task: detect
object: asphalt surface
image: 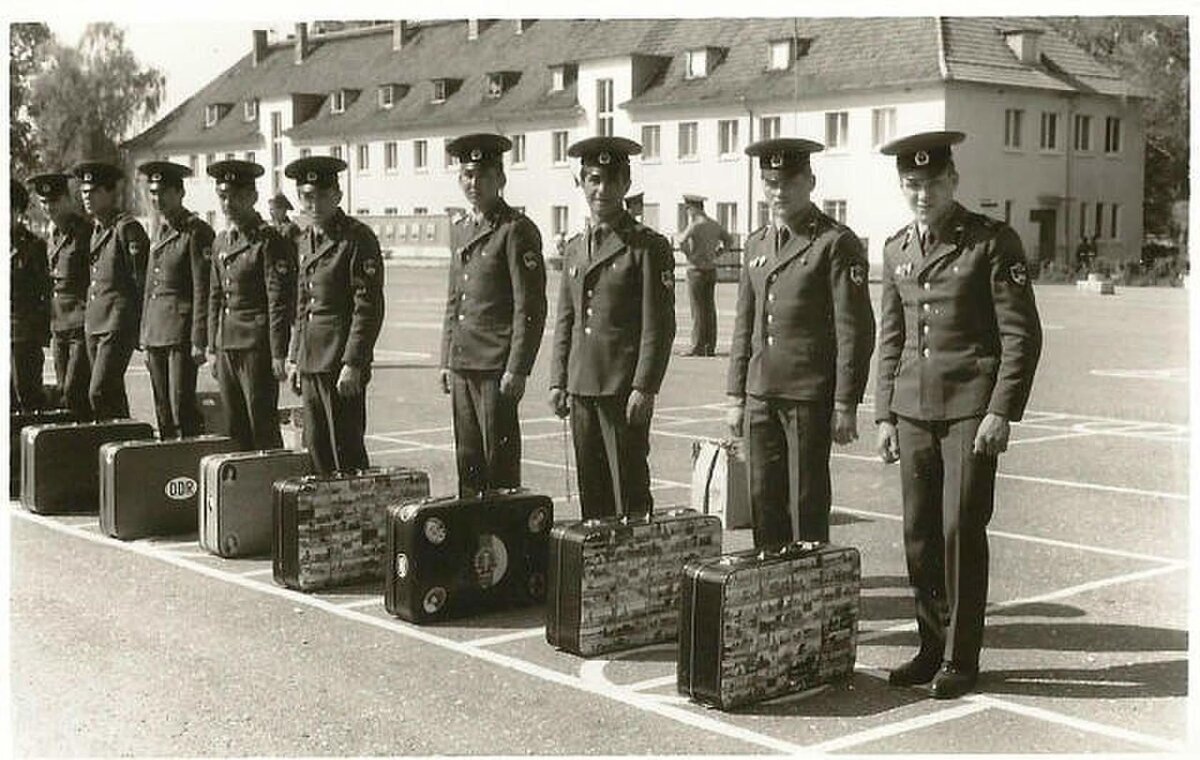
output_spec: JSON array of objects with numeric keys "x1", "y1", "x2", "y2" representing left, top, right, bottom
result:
[{"x1": 5, "y1": 267, "x2": 1192, "y2": 756}]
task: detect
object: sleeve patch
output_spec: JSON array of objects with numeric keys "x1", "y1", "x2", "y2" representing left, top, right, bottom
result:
[
  {"x1": 1009, "y1": 261, "x2": 1029, "y2": 286},
  {"x1": 661, "y1": 268, "x2": 675, "y2": 289},
  {"x1": 362, "y1": 257, "x2": 380, "y2": 279},
  {"x1": 849, "y1": 263, "x2": 866, "y2": 286},
  {"x1": 522, "y1": 250, "x2": 542, "y2": 270}
]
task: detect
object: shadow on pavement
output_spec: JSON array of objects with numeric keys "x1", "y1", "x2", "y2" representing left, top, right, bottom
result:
[
  {"x1": 982, "y1": 658, "x2": 1187, "y2": 699},
  {"x1": 867, "y1": 621, "x2": 1187, "y2": 653},
  {"x1": 729, "y1": 672, "x2": 929, "y2": 717}
]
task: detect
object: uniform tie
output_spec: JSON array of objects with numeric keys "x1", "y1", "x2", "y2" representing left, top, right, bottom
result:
[{"x1": 775, "y1": 225, "x2": 790, "y2": 253}]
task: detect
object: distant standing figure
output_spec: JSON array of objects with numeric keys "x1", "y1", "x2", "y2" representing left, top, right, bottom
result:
[
  {"x1": 10, "y1": 179, "x2": 51, "y2": 412},
  {"x1": 678, "y1": 194, "x2": 734, "y2": 357}
]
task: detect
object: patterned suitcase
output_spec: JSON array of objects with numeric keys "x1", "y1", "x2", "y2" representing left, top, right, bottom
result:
[
  {"x1": 20, "y1": 419, "x2": 154, "y2": 513},
  {"x1": 385, "y1": 489, "x2": 554, "y2": 623},
  {"x1": 690, "y1": 438, "x2": 753, "y2": 530},
  {"x1": 99, "y1": 435, "x2": 240, "y2": 540},
  {"x1": 199, "y1": 449, "x2": 314, "y2": 558},
  {"x1": 273, "y1": 468, "x2": 430, "y2": 592},
  {"x1": 10, "y1": 409, "x2": 80, "y2": 499},
  {"x1": 677, "y1": 542, "x2": 861, "y2": 710},
  {"x1": 546, "y1": 508, "x2": 723, "y2": 656}
]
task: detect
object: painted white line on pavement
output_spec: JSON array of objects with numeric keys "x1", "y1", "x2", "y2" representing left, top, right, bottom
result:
[
  {"x1": 337, "y1": 598, "x2": 381, "y2": 610},
  {"x1": 626, "y1": 674, "x2": 680, "y2": 693},
  {"x1": 238, "y1": 567, "x2": 274, "y2": 578},
  {"x1": 463, "y1": 627, "x2": 546, "y2": 648},
  {"x1": 1007, "y1": 431, "x2": 1098, "y2": 447},
  {"x1": 138, "y1": 539, "x2": 199, "y2": 550},
  {"x1": 805, "y1": 701, "x2": 990, "y2": 753},
  {"x1": 368, "y1": 445, "x2": 430, "y2": 457},
  {"x1": 968, "y1": 694, "x2": 1185, "y2": 753}
]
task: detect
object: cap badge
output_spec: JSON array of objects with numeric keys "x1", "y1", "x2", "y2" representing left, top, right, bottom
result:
[
  {"x1": 37, "y1": 183, "x2": 50, "y2": 194},
  {"x1": 770, "y1": 153, "x2": 784, "y2": 168},
  {"x1": 151, "y1": 172, "x2": 162, "y2": 182},
  {"x1": 306, "y1": 171, "x2": 318, "y2": 182},
  {"x1": 597, "y1": 151, "x2": 611, "y2": 165},
  {"x1": 469, "y1": 148, "x2": 483, "y2": 161},
  {"x1": 914, "y1": 150, "x2": 930, "y2": 167},
  {"x1": 83, "y1": 172, "x2": 94, "y2": 182},
  {"x1": 224, "y1": 171, "x2": 236, "y2": 182}
]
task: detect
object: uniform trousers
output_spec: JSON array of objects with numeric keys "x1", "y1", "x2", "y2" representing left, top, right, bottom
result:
[
  {"x1": 145, "y1": 344, "x2": 201, "y2": 439},
  {"x1": 10, "y1": 340, "x2": 46, "y2": 412},
  {"x1": 450, "y1": 369, "x2": 521, "y2": 496},
  {"x1": 85, "y1": 331, "x2": 135, "y2": 420},
  {"x1": 686, "y1": 268, "x2": 717, "y2": 355},
  {"x1": 570, "y1": 392, "x2": 652, "y2": 519},
  {"x1": 53, "y1": 328, "x2": 92, "y2": 418},
  {"x1": 300, "y1": 371, "x2": 369, "y2": 476},
  {"x1": 896, "y1": 415, "x2": 997, "y2": 671},
  {"x1": 745, "y1": 395, "x2": 833, "y2": 548},
  {"x1": 216, "y1": 347, "x2": 282, "y2": 451}
]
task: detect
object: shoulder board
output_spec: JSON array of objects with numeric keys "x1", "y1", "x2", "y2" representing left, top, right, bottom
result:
[
  {"x1": 749, "y1": 224, "x2": 770, "y2": 241},
  {"x1": 885, "y1": 225, "x2": 909, "y2": 245}
]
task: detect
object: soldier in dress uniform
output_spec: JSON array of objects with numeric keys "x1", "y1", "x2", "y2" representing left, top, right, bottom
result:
[
  {"x1": 284, "y1": 156, "x2": 385, "y2": 475},
  {"x1": 678, "y1": 194, "x2": 735, "y2": 357},
  {"x1": 725, "y1": 138, "x2": 875, "y2": 549},
  {"x1": 624, "y1": 192, "x2": 645, "y2": 224},
  {"x1": 72, "y1": 160, "x2": 149, "y2": 420},
  {"x1": 875, "y1": 131, "x2": 1042, "y2": 699},
  {"x1": 439, "y1": 133, "x2": 548, "y2": 495},
  {"x1": 10, "y1": 179, "x2": 51, "y2": 411},
  {"x1": 137, "y1": 160, "x2": 214, "y2": 438},
  {"x1": 548, "y1": 136, "x2": 676, "y2": 519},
  {"x1": 205, "y1": 159, "x2": 293, "y2": 450},
  {"x1": 30, "y1": 172, "x2": 92, "y2": 417}
]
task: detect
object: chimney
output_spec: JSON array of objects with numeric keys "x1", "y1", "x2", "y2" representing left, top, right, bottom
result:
[
  {"x1": 467, "y1": 19, "x2": 479, "y2": 41},
  {"x1": 294, "y1": 22, "x2": 308, "y2": 65},
  {"x1": 1003, "y1": 28, "x2": 1044, "y2": 66},
  {"x1": 515, "y1": 19, "x2": 532, "y2": 35},
  {"x1": 252, "y1": 29, "x2": 268, "y2": 67},
  {"x1": 392, "y1": 20, "x2": 409, "y2": 51}
]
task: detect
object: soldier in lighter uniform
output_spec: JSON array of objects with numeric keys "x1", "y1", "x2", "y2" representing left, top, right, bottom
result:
[
  {"x1": 439, "y1": 133, "x2": 547, "y2": 495},
  {"x1": 875, "y1": 131, "x2": 1042, "y2": 699},
  {"x1": 137, "y1": 160, "x2": 214, "y2": 438},
  {"x1": 72, "y1": 160, "x2": 149, "y2": 420},
  {"x1": 10, "y1": 179, "x2": 51, "y2": 412},
  {"x1": 205, "y1": 160, "x2": 293, "y2": 450},
  {"x1": 30, "y1": 172, "x2": 93, "y2": 417},
  {"x1": 285, "y1": 156, "x2": 385, "y2": 475},
  {"x1": 548, "y1": 136, "x2": 676, "y2": 518},
  {"x1": 678, "y1": 194, "x2": 735, "y2": 357},
  {"x1": 726, "y1": 138, "x2": 875, "y2": 549}
]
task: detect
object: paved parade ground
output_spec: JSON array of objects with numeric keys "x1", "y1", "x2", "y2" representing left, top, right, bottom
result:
[{"x1": 6, "y1": 266, "x2": 1193, "y2": 756}]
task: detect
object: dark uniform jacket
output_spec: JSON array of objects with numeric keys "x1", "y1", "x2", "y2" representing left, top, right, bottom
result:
[
  {"x1": 207, "y1": 214, "x2": 293, "y2": 359},
  {"x1": 290, "y1": 208, "x2": 385, "y2": 374},
  {"x1": 441, "y1": 199, "x2": 547, "y2": 375},
  {"x1": 10, "y1": 222, "x2": 51, "y2": 345},
  {"x1": 47, "y1": 212, "x2": 92, "y2": 334},
  {"x1": 875, "y1": 203, "x2": 1042, "y2": 423},
  {"x1": 85, "y1": 213, "x2": 149, "y2": 337},
  {"x1": 550, "y1": 211, "x2": 676, "y2": 397},
  {"x1": 727, "y1": 208, "x2": 875, "y2": 406},
  {"x1": 141, "y1": 210, "x2": 214, "y2": 349}
]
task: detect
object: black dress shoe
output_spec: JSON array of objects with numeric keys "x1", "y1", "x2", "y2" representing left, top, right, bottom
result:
[
  {"x1": 931, "y1": 662, "x2": 979, "y2": 699},
  {"x1": 887, "y1": 655, "x2": 942, "y2": 686}
]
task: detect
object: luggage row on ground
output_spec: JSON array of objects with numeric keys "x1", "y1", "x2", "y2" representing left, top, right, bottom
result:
[{"x1": 9, "y1": 411, "x2": 860, "y2": 711}]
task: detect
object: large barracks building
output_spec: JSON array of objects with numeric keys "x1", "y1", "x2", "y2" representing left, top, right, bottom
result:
[{"x1": 123, "y1": 17, "x2": 1143, "y2": 267}]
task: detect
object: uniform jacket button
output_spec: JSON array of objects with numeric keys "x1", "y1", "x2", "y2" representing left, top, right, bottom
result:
[
  {"x1": 584, "y1": 326, "x2": 592, "y2": 335},
  {"x1": 922, "y1": 348, "x2": 931, "y2": 358},
  {"x1": 767, "y1": 336, "x2": 775, "y2": 346}
]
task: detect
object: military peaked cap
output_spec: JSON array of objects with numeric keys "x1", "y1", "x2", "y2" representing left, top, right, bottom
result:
[
  {"x1": 879, "y1": 130, "x2": 966, "y2": 178},
  {"x1": 744, "y1": 138, "x2": 824, "y2": 174},
  {"x1": 446, "y1": 133, "x2": 512, "y2": 166},
  {"x1": 206, "y1": 159, "x2": 265, "y2": 190},
  {"x1": 29, "y1": 172, "x2": 71, "y2": 200},
  {"x1": 284, "y1": 156, "x2": 347, "y2": 190},
  {"x1": 138, "y1": 160, "x2": 192, "y2": 190},
  {"x1": 567, "y1": 136, "x2": 642, "y2": 167},
  {"x1": 71, "y1": 160, "x2": 124, "y2": 188}
]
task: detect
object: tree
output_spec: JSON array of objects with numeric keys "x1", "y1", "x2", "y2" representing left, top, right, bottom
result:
[{"x1": 9, "y1": 22, "x2": 51, "y2": 178}]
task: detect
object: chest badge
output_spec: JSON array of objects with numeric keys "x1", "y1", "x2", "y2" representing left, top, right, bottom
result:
[{"x1": 895, "y1": 261, "x2": 914, "y2": 279}]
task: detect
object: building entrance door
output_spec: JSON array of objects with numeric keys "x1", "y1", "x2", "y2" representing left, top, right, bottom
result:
[{"x1": 1029, "y1": 208, "x2": 1057, "y2": 263}]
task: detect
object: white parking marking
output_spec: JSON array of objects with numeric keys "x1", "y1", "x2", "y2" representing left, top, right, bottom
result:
[
  {"x1": 969, "y1": 694, "x2": 1184, "y2": 753},
  {"x1": 805, "y1": 702, "x2": 990, "y2": 753},
  {"x1": 338, "y1": 598, "x2": 380, "y2": 610},
  {"x1": 1090, "y1": 367, "x2": 1187, "y2": 383},
  {"x1": 463, "y1": 627, "x2": 546, "y2": 648},
  {"x1": 238, "y1": 567, "x2": 274, "y2": 578}
]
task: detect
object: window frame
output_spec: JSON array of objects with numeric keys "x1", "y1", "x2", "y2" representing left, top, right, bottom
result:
[
  {"x1": 717, "y1": 119, "x2": 739, "y2": 158},
  {"x1": 824, "y1": 111, "x2": 849, "y2": 151},
  {"x1": 678, "y1": 121, "x2": 699, "y2": 161}
]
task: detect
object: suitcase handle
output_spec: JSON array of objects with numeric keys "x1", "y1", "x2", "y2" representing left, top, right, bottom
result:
[{"x1": 758, "y1": 540, "x2": 824, "y2": 560}]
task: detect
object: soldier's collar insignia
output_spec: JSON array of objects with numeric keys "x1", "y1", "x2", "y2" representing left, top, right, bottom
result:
[{"x1": 914, "y1": 150, "x2": 930, "y2": 166}]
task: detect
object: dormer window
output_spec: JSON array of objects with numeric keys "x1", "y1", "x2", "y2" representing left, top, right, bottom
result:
[
  {"x1": 768, "y1": 38, "x2": 795, "y2": 70},
  {"x1": 487, "y1": 71, "x2": 519, "y2": 99},
  {"x1": 243, "y1": 98, "x2": 259, "y2": 121},
  {"x1": 685, "y1": 49, "x2": 709, "y2": 79},
  {"x1": 431, "y1": 78, "x2": 461, "y2": 104},
  {"x1": 550, "y1": 64, "x2": 577, "y2": 93},
  {"x1": 331, "y1": 90, "x2": 347, "y2": 114},
  {"x1": 203, "y1": 103, "x2": 230, "y2": 128},
  {"x1": 379, "y1": 85, "x2": 395, "y2": 109}
]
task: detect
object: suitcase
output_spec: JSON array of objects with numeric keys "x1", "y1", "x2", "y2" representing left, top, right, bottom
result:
[
  {"x1": 99, "y1": 435, "x2": 240, "y2": 540},
  {"x1": 690, "y1": 438, "x2": 752, "y2": 530},
  {"x1": 10, "y1": 409, "x2": 80, "y2": 499},
  {"x1": 19, "y1": 419, "x2": 154, "y2": 513},
  {"x1": 546, "y1": 508, "x2": 723, "y2": 657},
  {"x1": 199, "y1": 449, "x2": 314, "y2": 558},
  {"x1": 273, "y1": 468, "x2": 430, "y2": 592},
  {"x1": 385, "y1": 489, "x2": 554, "y2": 623},
  {"x1": 677, "y1": 542, "x2": 861, "y2": 710}
]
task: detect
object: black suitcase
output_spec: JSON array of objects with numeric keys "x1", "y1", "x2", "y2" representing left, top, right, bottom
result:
[
  {"x1": 198, "y1": 449, "x2": 314, "y2": 557},
  {"x1": 9, "y1": 409, "x2": 80, "y2": 498},
  {"x1": 273, "y1": 468, "x2": 430, "y2": 592},
  {"x1": 384, "y1": 489, "x2": 553, "y2": 623},
  {"x1": 19, "y1": 419, "x2": 154, "y2": 512},
  {"x1": 98, "y1": 435, "x2": 240, "y2": 539},
  {"x1": 677, "y1": 542, "x2": 861, "y2": 710}
]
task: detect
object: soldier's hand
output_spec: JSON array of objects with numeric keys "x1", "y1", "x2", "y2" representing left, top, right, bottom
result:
[
  {"x1": 499, "y1": 371, "x2": 526, "y2": 401},
  {"x1": 439, "y1": 369, "x2": 452, "y2": 395},
  {"x1": 973, "y1": 413, "x2": 1010, "y2": 458},
  {"x1": 549, "y1": 387, "x2": 570, "y2": 419},
  {"x1": 337, "y1": 364, "x2": 364, "y2": 397},
  {"x1": 288, "y1": 365, "x2": 302, "y2": 396},
  {"x1": 832, "y1": 405, "x2": 859, "y2": 445},
  {"x1": 192, "y1": 347, "x2": 207, "y2": 367},
  {"x1": 725, "y1": 396, "x2": 745, "y2": 438},
  {"x1": 877, "y1": 421, "x2": 900, "y2": 464},
  {"x1": 208, "y1": 353, "x2": 219, "y2": 379},
  {"x1": 271, "y1": 358, "x2": 288, "y2": 382},
  {"x1": 626, "y1": 389, "x2": 655, "y2": 428}
]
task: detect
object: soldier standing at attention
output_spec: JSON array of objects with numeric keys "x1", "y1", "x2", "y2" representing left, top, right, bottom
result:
[
  {"x1": 548, "y1": 136, "x2": 676, "y2": 519},
  {"x1": 725, "y1": 138, "x2": 875, "y2": 549},
  {"x1": 206, "y1": 160, "x2": 293, "y2": 450},
  {"x1": 875, "y1": 131, "x2": 1042, "y2": 699},
  {"x1": 72, "y1": 160, "x2": 149, "y2": 420},
  {"x1": 678, "y1": 194, "x2": 734, "y2": 357},
  {"x1": 285, "y1": 156, "x2": 385, "y2": 475},
  {"x1": 10, "y1": 179, "x2": 51, "y2": 411},
  {"x1": 30, "y1": 173, "x2": 93, "y2": 418},
  {"x1": 439, "y1": 133, "x2": 547, "y2": 495},
  {"x1": 137, "y1": 161, "x2": 214, "y2": 439}
]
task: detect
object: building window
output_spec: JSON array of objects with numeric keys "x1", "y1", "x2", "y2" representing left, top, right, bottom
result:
[
  {"x1": 244, "y1": 151, "x2": 255, "y2": 163},
  {"x1": 432, "y1": 80, "x2": 450, "y2": 103},
  {"x1": 244, "y1": 99, "x2": 258, "y2": 121},
  {"x1": 299, "y1": 148, "x2": 312, "y2": 158},
  {"x1": 825, "y1": 111, "x2": 849, "y2": 149},
  {"x1": 413, "y1": 207, "x2": 428, "y2": 216},
  {"x1": 205, "y1": 211, "x2": 216, "y2": 227},
  {"x1": 330, "y1": 145, "x2": 342, "y2": 160},
  {"x1": 414, "y1": 140, "x2": 428, "y2": 170},
  {"x1": 718, "y1": 120, "x2": 739, "y2": 156},
  {"x1": 379, "y1": 85, "x2": 394, "y2": 109},
  {"x1": 510, "y1": 134, "x2": 526, "y2": 166},
  {"x1": 384, "y1": 207, "x2": 398, "y2": 215},
  {"x1": 823, "y1": 200, "x2": 847, "y2": 224},
  {"x1": 487, "y1": 73, "x2": 506, "y2": 99},
  {"x1": 678, "y1": 121, "x2": 698, "y2": 159},
  {"x1": 552, "y1": 206, "x2": 569, "y2": 236},
  {"x1": 205, "y1": 153, "x2": 216, "y2": 170},
  {"x1": 384, "y1": 141, "x2": 398, "y2": 171},
  {"x1": 757, "y1": 201, "x2": 770, "y2": 228},
  {"x1": 444, "y1": 141, "x2": 458, "y2": 168},
  {"x1": 188, "y1": 155, "x2": 199, "y2": 174},
  {"x1": 225, "y1": 153, "x2": 235, "y2": 160},
  {"x1": 642, "y1": 203, "x2": 659, "y2": 229},
  {"x1": 1109, "y1": 203, "x2": 1120, "y2": 238},
  {"x1": 1074, "y1": 114, "x2": 1092, "y2": 151},
  {"x1": 355, "y1": 208, "x2": 370, "y2": 216},
  {"x1": 1040, "y1": 112, "x2": 1059, "y2": 150},
  {"x1": 596, "y1": 78, "x2": 614, "y2": 136},
  {"x1": 1104, "y1": 116, "x2": 1122, "y2": 154},
  {"x1": 1004, "y1": 200, "x2": 1013, "y2": 224},
  {"x1": 685, "y1": 49, "x2": 708, "y2": 79},
  {"x1": 677, "y1": 204, "x2": 689, "y2": 234},
  {"x1": 767, "y1": 39, "x2": 794, "y2": 70},
  {"x1": 641, "y1": 125, "x2": 661, "y2": 160},
  {"x1": 716, "y1": 202, "x2": 738, "y2": 233},
  {"x1": 552, "y1": 130, "x2": 569, "y2": 164},
  {"x1": 331, "y1": 90, "x2": 346, "y2": 114},
  {"x1": 272, "y1": 169, "x2": 281, "y2": 195},
  {"x1": 1003, "y1": 109, "x2": 1024, "y2": 149},
  {"x1": 551, "y1": 66, "x2": 566, "y2": 92},
  {"x1": 759, "y1": 116, "x2": 781, "y2": 141},
  {"x1": 1079, "y1": 202, "x2": 1089, "y2": 238},
  {"x1": 1094, "y1": 202, "x2": 1105, "y2": 239},
  {"x1": 356, "y1": 144, "x2": 370, "y2": 172},
  {"x1": 204, "y1": 104, "x2": 220, "y2": 127},
  {"x1": 871, "y1": 108, "x2": 896, "y2": 148}
]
